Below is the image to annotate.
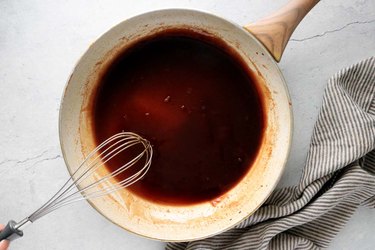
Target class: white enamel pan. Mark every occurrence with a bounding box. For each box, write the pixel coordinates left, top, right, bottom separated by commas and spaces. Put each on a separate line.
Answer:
59, 0, 319, 241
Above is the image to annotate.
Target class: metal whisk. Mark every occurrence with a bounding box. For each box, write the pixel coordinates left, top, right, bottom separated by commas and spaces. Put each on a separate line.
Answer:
0, 132, 153, 241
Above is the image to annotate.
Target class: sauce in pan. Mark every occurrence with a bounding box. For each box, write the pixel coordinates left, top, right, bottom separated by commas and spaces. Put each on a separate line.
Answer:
92, 30, 265, 205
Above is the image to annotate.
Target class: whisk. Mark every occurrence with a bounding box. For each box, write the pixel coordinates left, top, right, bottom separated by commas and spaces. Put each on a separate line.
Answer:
0, 132, 153, 241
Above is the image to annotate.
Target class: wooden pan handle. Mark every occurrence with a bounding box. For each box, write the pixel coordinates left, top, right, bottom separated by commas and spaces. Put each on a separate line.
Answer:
244, 0, 319, 62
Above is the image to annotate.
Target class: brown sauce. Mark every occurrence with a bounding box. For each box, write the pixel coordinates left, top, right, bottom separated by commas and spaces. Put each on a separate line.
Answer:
91, 30, 265, 205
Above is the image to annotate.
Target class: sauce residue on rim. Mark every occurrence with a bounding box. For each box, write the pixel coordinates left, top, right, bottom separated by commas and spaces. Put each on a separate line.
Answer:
91, 29, 265, 205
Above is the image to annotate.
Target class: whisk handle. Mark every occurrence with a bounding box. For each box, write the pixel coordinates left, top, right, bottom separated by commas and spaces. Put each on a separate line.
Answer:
0, 220, 23, 242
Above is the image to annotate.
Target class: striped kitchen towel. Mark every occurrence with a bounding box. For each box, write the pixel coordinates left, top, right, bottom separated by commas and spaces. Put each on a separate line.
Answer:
167, 57, 375, 250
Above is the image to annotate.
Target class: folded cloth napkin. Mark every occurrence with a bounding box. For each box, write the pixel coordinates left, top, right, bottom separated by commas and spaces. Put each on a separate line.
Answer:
167, 57, 375, 250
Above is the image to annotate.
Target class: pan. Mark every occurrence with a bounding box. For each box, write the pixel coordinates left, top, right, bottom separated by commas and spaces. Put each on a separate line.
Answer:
59, 0, 319, 241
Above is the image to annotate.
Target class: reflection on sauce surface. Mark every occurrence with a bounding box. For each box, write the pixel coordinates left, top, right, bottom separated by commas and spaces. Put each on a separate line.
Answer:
92, 30, 265, 205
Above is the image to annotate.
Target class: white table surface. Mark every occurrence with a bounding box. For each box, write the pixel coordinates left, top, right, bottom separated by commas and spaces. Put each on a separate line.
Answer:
1, 0, 374, 249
